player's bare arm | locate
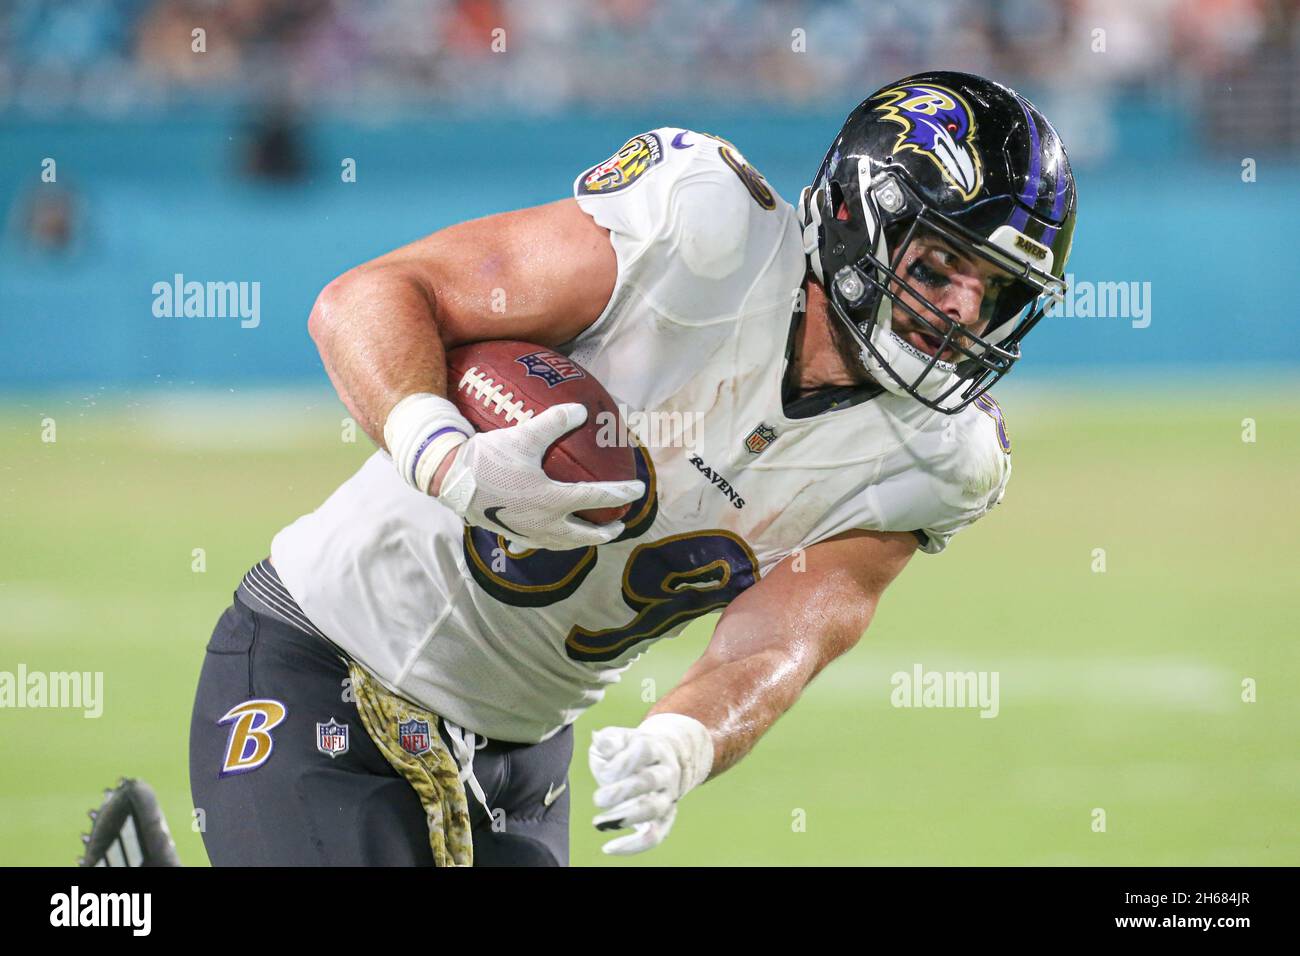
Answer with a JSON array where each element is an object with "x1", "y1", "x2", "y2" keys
[
  {"x1": 308, "y1": 199, "x2": 642, "y2": 549},
  {"x1": 657, "y1": 528, "x2": 917, "y2": 773},
  {"x1": 589, "y1": 529, "x2": 916, "y2": 854},
  {"x1": 307, "y1": 198, "x2": 616, "y2": 445}
]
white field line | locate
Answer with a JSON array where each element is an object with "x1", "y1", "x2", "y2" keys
[
  {"x1": 811, "y1": 654, "x2": 1241, "y2": 713},
  {"x1": 612, "y1": 649, "x2": 1244, "y2": 715}
]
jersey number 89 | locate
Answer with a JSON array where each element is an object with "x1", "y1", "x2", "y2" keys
[{"x1": 461, "y1": 446, "x2": 759, "y2": 663}]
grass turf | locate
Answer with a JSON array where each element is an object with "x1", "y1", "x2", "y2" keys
[{"x1": 1, "y1": 384, "x2": 1296, "y2": 866}]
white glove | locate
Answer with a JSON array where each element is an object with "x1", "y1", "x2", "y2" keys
[
  {"x1": 438, "y1": 403, "x2": 643, "y2": 551},
  {"x1": 590, "y1": 713, "x2": 713, "y2": 856}
]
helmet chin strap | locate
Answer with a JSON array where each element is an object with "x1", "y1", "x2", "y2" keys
[{"x1": 797, "y1": 186, "x2": 825, "y2": 284}]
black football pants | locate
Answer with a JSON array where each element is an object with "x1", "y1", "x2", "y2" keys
[{"x1": 189, "y1": 595, "x2": 572, "y2": 865}]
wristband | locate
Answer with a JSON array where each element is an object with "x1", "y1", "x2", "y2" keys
[{"x1": 383, "y1": 392, "x2": 472, "y2": 494}]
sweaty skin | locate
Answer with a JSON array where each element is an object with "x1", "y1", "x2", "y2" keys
[
  {"x1": 308, "y1": 197, "x2": 996, "y2": 781},
  {"x1": 648, "y1": 527, "x2": 916, "y2": 776},
  {"x1": 803, "y1": 231, "x2": 1002, "y2": 381},
  {"x1": 886, "y1": 233, "x2": 1002, "y2": 361},
  {"x1": 308, "y1": 200, "x2": 617, "y2": 450}
]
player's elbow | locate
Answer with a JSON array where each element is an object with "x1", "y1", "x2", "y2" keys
[
  {"x1": 307, "y1": 272, "x2": 354, "y2": 349},
  {"x1": 308, "y1": 268, "x2": 388, "y2": 353},
  {"x1": 309, "y1": 265, "x2": 441, "y2": 351}
]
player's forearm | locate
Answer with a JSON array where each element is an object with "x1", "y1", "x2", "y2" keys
[
  {"x1": 308, "y1": 266, "x2": 449, "y2": 447},
  {"x1": 649, "y1": 645, "x2": 814, "y2": 778}
]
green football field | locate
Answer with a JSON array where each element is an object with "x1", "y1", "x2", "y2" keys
[{"x1": 2, "y1": 383, "x2": 1297, "y2": 866}]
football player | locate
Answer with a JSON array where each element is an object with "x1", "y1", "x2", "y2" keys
[{"x1": 189, "y1": 71, "x2": 1075, "y2": 865}]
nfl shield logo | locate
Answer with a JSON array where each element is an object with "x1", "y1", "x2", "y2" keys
[
  {"x1": 515, "y1": 350, "x2": 586, "y2": 388},
  {"x1": 316, "y1": 718, "x2": 349, "y2": 759},
  {"x1": 744, "y1": 423, "x2": 778, "y2": 455},
  {"x1": 398, "y1": 717, "x2": 432, "y2": 756}
]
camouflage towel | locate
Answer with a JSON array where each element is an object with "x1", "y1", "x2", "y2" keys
[{"x1": 348, "y1": 661, "x2": 473, "y2": 867}]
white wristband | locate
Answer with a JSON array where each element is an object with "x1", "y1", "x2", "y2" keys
[
  {"x1": 640, "y1": 713, "x2": 714, "y2": 795},
  {"x1": 383, "y1": 392, "x2": 473, "y2": 494}
]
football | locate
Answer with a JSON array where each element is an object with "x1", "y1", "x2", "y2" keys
[{"x1": 445, "y1": 340, "x2": 635, "y2": 526}]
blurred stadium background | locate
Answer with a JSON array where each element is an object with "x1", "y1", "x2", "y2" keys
[{"x1": 1, "y1": 0, "x2": 1297, "y2": 866}]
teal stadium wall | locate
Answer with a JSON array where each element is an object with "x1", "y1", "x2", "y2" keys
[{"x1": 2, "y1": 101, "x2": 1297, "y2": 388}]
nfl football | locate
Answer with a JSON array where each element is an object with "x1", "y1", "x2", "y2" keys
[{"x1": 445, "y1": 340, "x2": 636, "y2": 526}]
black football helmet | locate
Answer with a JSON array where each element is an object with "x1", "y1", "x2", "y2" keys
[{"x1": 799, "y1": 70, "x2": 1077, "y2": 413}]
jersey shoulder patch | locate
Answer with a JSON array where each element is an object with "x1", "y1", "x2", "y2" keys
[
  {"x1": 572, "y1": 127, "x2": 799, "y2": 327},
  {"x1": 576, "y1": 132, "x2": 666, "y2": 196}
]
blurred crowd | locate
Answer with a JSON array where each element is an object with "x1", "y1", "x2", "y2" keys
[{"x1": 0, "y1": 0, "x2": 1295, "y2": 115}]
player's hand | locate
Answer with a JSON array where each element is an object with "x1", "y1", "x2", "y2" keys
[
  {"x1": 589, "y1": 714, "x2": 713, "y2": 856},
  {"x1": 435, "y1": 403, "x2": 643, "y2": 551}
]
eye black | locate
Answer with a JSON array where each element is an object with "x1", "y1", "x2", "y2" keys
[{"x1": 908, "y1": 262, "x2": 948, "y2": 288}]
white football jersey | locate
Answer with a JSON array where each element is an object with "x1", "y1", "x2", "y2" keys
[{"x1": 271, "y1": 128, "x2": 1012, "y2": 743}]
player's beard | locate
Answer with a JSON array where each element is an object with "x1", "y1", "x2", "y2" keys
[{"x1": 820, "y1": 293, "x2": 879, "y2": 390}]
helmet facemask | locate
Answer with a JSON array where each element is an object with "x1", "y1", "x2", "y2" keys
[{"x1": 802, "y1": 170, "x2": 1066, "y2": 414}]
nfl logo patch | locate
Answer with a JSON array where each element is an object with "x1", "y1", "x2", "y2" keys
[
  {"x1": 316, "y1": 718, "x2": 349, "y2": 759},
  {"x1": 398, "y1": 717, "x2": 432, "y2": 756},
  {"x1": 744, "y1": 423, "x2": 778, "y2": 455},
  {"x1": 515, "y1": 350, "x2": 586, "y2": 388}
]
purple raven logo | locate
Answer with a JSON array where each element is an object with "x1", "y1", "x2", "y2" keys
[{"x1": 872, "y1": 83, "x2": 983, "y2": 200}]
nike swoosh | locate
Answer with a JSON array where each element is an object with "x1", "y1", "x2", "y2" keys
[
  {"x1": 543, "y1": 781, "x2": 567, "y2": 807},
  {"x1": 483, "y1": 506, "x2": 521, "y2": 537},
  {"x1": 671, "y1": 131, "x2": 693, "y2": 149}
]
